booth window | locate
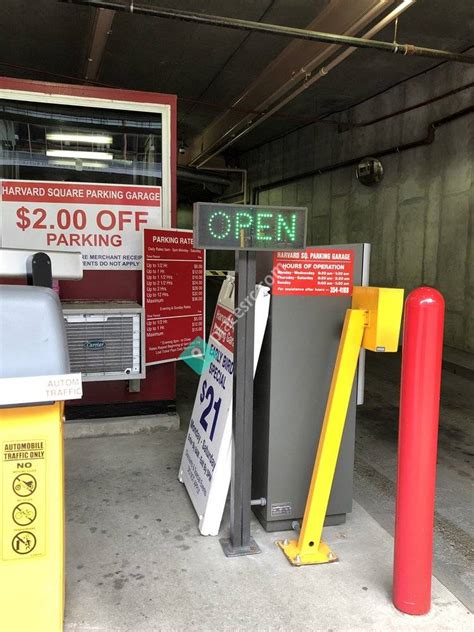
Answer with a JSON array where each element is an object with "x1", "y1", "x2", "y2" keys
[{"x1": 0, "y1": 99, "x2": 163, "y2": 186}]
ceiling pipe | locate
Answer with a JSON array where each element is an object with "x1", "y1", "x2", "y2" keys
[
  {"x1": 61, "y1": 0, "x2": 474, "y2": 65},
  {"x1": 187, "y1": 0, "x2": 401, "y2": 167},
  {"x1": 241, "y1": 80, "x2": 474, "y2": 154},
  {"x1": 252, "y1": 106, "x2": 474, "y2": 203},
  {"x1": 353, "y1": 80, "x2": 474, "y2": 127},
  {"x1": 188, "y1": 0, "x2": 420, "y2": 167},
  {"x1": 176, "y1": 167, "x2": 231, "y2": 186},
  {"x1": 204, "y1": 167, "x2": 248, "y2": 204}
]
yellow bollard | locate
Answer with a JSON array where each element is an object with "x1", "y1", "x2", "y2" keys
[
  {"x1": 0, "y1": 402, "x2": 64, "y2": 631},
  {"x1": 278, "y1": 287, "x2": 404, "y2": 566}
]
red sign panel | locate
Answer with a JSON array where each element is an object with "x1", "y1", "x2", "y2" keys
[
  {"x1": 144, "y1": 228, "x2": 205, "y2": 364},
  {"x1": 2, "y1": 181, "x2": 161, "y2": 205},
  {"x1": 1, "y1": 180, "x2": 162, "y2": 269},
  {"x1": 273, "y1": 248, "x2": 354, "y2": 296},
  {"x1": 209, "y1": 304, "x2": 234, "y2": 354}
]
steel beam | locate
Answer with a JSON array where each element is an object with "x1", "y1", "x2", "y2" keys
[{"x1": 83, "y1": 7, "x2": 115, "y2": 82}]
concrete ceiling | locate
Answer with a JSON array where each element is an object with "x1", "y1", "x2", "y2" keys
[
  {"x1": 233, "y1": 0, "x2": 474, "y2": 151},
  {"x1": 0, "y1": 0, "x2": 472, "y2": 155}
]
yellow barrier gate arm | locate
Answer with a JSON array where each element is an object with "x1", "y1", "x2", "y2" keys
[{"x1": 278, "y1": 287, "x2": 404, "y2": 566}]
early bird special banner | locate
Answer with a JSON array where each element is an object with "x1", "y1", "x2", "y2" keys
[{"x1": 0, "y1": 180, "x2": 162, "y2": 270}]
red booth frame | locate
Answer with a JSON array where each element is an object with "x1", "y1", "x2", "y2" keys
[{"x1": 0, "y1": 76, "x2": 178, "y2": 407}]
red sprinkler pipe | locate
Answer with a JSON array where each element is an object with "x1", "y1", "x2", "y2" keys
[{"x1": 393, "y1": 287, "x2": 445, "y2": 615}]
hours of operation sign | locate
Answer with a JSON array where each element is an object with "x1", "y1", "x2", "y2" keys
[
  {"x1": 273, "y1": 248, "x2": 354, "y2": 296},
  {"x1": 0, "y1": 180, "x2": 163, "y2": 270}
]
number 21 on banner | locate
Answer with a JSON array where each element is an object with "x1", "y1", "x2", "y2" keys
[{"x1": 199, "y1": 380, "x2": 222, "y2": 442}]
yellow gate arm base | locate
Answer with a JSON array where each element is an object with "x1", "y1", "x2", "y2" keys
[{"x1": 277, "y1": 287, "x2": 404, "y2": 566}]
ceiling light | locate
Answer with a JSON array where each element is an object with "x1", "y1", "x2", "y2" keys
[
  {"x1": 46, "y1": 150, "x2": 113, "y2": 160},
  {"x1": 46, "y1": 132, "x2": 113, "y2": 144},
  {"x1": 49, "y1": 159, "x2": 107, "y2": 168},
  {"x1": 49, "y1": 159, "x2": 76, "y2": 167},
  {"x1": 82, "y1": 161, "x2": 108, "y2": 169}
]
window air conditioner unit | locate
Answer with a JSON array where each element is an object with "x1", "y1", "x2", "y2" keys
[{"x1": 61, "y1": 302, "x2": 145, "y2": 382}]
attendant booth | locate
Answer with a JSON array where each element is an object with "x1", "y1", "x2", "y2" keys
[{"x1": 0, "y1": 77, "x2": 177, "y2": 414}]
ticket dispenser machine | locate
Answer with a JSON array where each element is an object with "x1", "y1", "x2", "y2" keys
[
  {"x1": 0, "y1": 249, "x2": 83, "y2": 632},
  {"x1": 252, "y1": 244, "x2": 370, "y2": 531}
]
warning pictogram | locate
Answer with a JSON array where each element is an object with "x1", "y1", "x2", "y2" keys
[
  {"x1": 12, "y1": 473, "x2": 37, "y2": 497},
  {"x1": 12, "y1": 531, "x2": 37, "y2": 555},
  {"x1": 3, "y1": 438, "x2": 46, "y2": 560},
  {"x1": 12, "y1": 502, "x2": 37, "y2": 526}
]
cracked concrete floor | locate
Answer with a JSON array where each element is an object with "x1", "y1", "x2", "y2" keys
[
  {"x1": 354, "y1": 352, "x2": 474, "y2": 611},
  {"x1": 65, "y1": 426, "x2": 471, "y2": 631}
]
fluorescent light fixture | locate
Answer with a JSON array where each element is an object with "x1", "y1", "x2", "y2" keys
[
  {"x1": 46, "y1": 150, "x2": 113, "y2": 160},
  {"x1": 49, "y1": 159, "x2": 76, "y2": 167},
  {"x1": 49, "y1": 159, "x2": 108, "y2": 169},
  {"x1": 46, "y1": 132, "x2": 113, "y2": 144},
  {"x1": 81, "y1": 161, "x2": 108, "y2": 169}
]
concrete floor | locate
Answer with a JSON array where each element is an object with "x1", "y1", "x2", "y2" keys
[
  {"x1": 65, "y1": 430, "x2": 471, "y2": 632},
  {"x1": 354, "y1": 352, "x2": 474, "y2": 611},
  {"x1": 63, "y1": 348, "x2": 473, "y2": 630}
]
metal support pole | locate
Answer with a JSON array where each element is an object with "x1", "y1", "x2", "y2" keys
[
  {"x1": 220, "y1": 251, "x2": 260, "y2": 557},
  {"x1": 393, "y1": 287, "x2": 445, "y2": 615}
]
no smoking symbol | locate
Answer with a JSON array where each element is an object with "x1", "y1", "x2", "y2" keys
[{"x1": 12, "y1": 531, "x2": 37, "y2": 555}]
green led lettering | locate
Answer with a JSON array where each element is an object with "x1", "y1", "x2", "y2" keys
[
  {"x1": 256, "y1": 212, "x2": 273, "y2": 240},
  {"x1": 208, "y1": 211, "x2": 231, "y2": 240},
  {"x1": 277, "y1": 213, "x2": 297, "y2": 242},
  {"x1": 235, "y1": 212, "x2": 254, "y2": 239}
]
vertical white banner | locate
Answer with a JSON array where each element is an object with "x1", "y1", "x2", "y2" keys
[{"x1": 179, "y1": 277, "x2": 270, "y2": 536}]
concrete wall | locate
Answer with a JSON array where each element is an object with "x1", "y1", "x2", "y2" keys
[{"x1": 240, "y1": 62, "x2": 474, "y2": 352}]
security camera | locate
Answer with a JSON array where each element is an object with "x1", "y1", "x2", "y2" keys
[{"x1": 356, "y1": 157, "x2": 384, "y2": 186}]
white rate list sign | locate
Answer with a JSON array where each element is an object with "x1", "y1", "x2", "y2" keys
[{"x1": 179, "y1": 276, "x2": 270, "y2": 536}]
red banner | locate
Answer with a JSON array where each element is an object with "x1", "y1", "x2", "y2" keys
[
  {"x1": 209, "y1": 304, "x2": 234, "y2": 354},
  {"x1": 2, "y1": 181, "x2": 161, "y2": 206},
  {"x1": 273, "y1": 248, "x2": 354, "y2": 296},
  {"x1": 144, "y1": 228, "x2": 205, "y2": 364}
]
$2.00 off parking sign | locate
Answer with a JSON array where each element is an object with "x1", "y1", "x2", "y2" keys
[
  {"x1": 179, "y1": 276, "x2": 270, "y2": 536},
  {"x1": 0, "y1": 180, "x2": 163, "y2": 270}
]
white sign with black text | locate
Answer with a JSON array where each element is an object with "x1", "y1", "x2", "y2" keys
[
  {"x1": 179, "y1": 276, "x2": 270, "y2": 536},
  {"x1": 0, "y1": 180, "x2": 163, "y2": 270},
  {"x1": 0, "y1": 373, "x2": 83, "y2": 407}
]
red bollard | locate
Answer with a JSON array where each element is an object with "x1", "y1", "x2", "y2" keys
[{"x1": 393, "y1": 287, "x2": 445, "y2": 615}]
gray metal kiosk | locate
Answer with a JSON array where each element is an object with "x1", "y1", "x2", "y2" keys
[
  {"x1": 0, "y1": 248, "x2": 82, "y2": 632},
  {"x1": 252, "y1": 243, "x2": 370, "y2": 531}
]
